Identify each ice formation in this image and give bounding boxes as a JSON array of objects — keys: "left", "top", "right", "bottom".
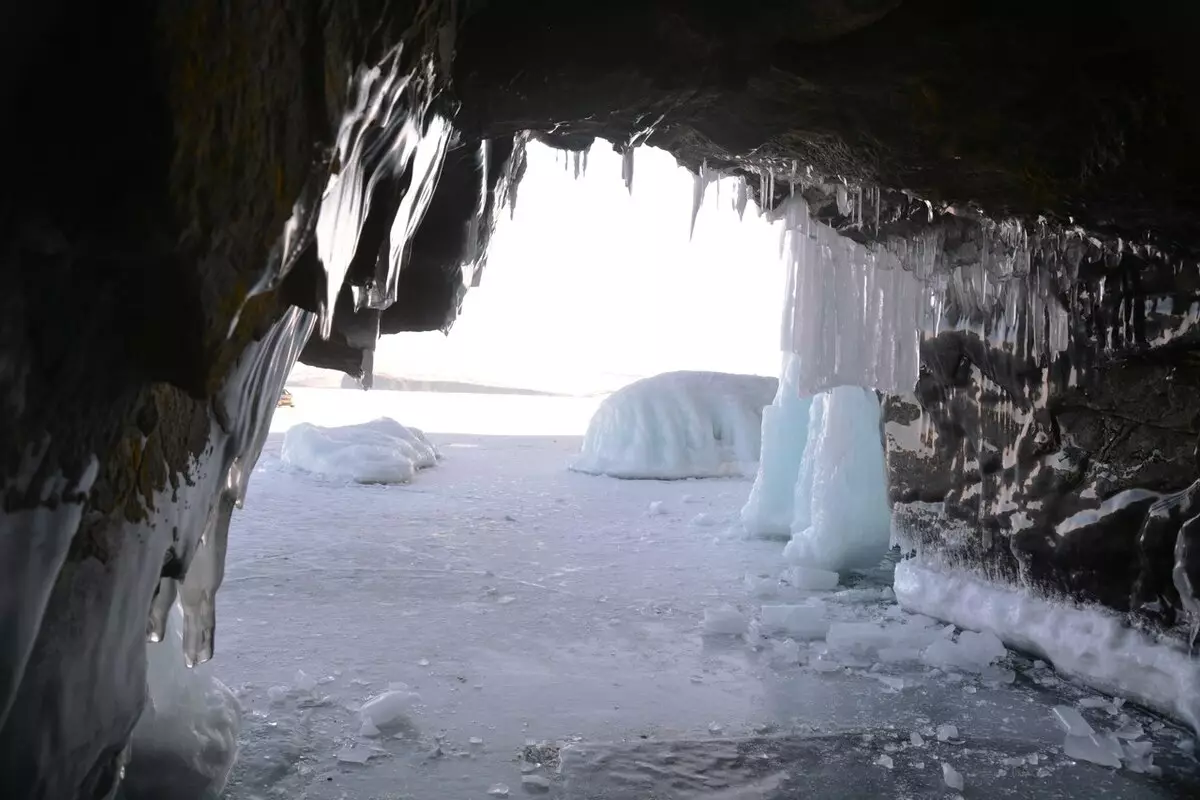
[
  {"left": 783, "top": 386, "right": 892, "bottom": 572},
  {"left": 741, "top": 355, "right": 813, "bottom": 537},
  {"left": 282, "top": 417, "right": 439, "bottom": 484},
  {"left": 124, "top": 603, "right": 240, "bottom": 799},
  {"left": 895, "top": 558, "right": 1200, "bottom": 731},
  {"left": 773, "top": 195, "right": 929, "bottom": 396},
  {"left": 571, "top": 371, "right": 776, "bottom": 480}
]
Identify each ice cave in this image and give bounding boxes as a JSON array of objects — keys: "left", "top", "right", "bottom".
[{"left": 4, "top": 3, "right": 1200, "bottom": 799}]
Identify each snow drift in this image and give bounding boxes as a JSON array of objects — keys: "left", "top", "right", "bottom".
[
  {"left": 572, "top": 371, "right": 776, "bottom": 480},
  {"left": 282, "top": 417, "right": 439, "bottom": 484},
  {"left": 123, "top": 603, "right": 240, "bottom": 799}
]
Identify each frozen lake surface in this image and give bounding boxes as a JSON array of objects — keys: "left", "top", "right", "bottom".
[{"left": 216, "top": 389, "right": 1199, "bottom": 799}]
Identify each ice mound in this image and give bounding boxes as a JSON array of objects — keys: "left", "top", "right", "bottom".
[
  {"left": 785, "top": 386, "right": 892, "bottom": 572},
  {"left": 282, "top": 417, "right": 439, "bottom": 484},
  {"left": 122, "top": 603, "right": 241, "bottom": 800},
  {"left": 571, "top": 371, "right": 776, "bottom": 480}
]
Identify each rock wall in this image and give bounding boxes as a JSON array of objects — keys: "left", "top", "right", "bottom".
[{"left": 886, "top": 244, "right": 1200, "bottom": 640}]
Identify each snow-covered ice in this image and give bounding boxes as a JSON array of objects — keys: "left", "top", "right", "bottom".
[
  {"left": 895, "top": 557, "right": 1200, "bottom": 731},
  {"left": 571, "top": 371, "right": 776, "bottom": 479},
  {"left": 282, "top": 417, "right": 439, "bottom": 484},
  {"left": 212, "top": 389, "right": 1200, "bottom": 799}
]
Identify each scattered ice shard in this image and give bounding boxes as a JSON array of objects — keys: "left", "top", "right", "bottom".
[
  {"left": 783, "top": 565, "right": 840, "bottom": 592},
  {"left": 1052, "top": 705, "right": 1094, "bottom": 737},
  {"left": 941, "top": 762, "right": 965, "bottom": 791},
  {"left": 703, "top": 605, "right": 749, "bottom": 636},
  {"left": 936, "top": 724, "right": 959, "bottom": 742},
  {"left": 359, "top": 687, "right": 420, "bottom": 732},
  {"left": 760, "top": 604, "right": 830, "bottom": 640},
  {"left": 1063, "top": 734, "right": 1122, "bottom": 768}
]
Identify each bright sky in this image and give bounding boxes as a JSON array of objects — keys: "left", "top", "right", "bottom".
[{"left": 298, "top": 141, "right": 788, "bottom": 395}]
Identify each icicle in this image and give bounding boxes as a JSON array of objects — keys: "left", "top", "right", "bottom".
[
  {"left": 621, "top": 147, "right": 635, "bottom": 194},
  {"left": 690, "top": 159, "right": 710, "bottom": 240},
  {"left": 735, "top": 179, "right": 749, "bottom": 221}
]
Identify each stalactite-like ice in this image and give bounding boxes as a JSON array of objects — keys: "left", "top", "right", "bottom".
[
  {"left": 784, "top": 386, "right": 891, "bottom": 572},
  {"left": 740, "top": 355, "right": 812, "bottom": 538}
]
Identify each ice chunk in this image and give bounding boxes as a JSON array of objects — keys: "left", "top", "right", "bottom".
[
  {"left": 785, "top": 387, "right": 892, "bottom": 572},
  {"left": 910, "top": 732, "right": 924, "bottom": 747},
  {"left": 282, "top": 418, "right": 439, "bottom": 484},
  {"left": 1113, "top": 720, "right": 1144, "bottom": 740},
  {"left": 941, "top": 762, "right": 964, "bottom": 791},
  {"left": 741, "top": 355, "right": 813, "bottom": 537},
  {"left": 1052, "top": 706, "right": 1094, "bottom": 737},
  {"left": 875, "top": 755, "right": 894, "bottom": 769},
  {"left": 469, "top": 736, "right": 485, "bottom": 747},
  {"left": 922, "top": 629, "right": 1007, "bottom": 673},
  {"left": 294, "top": 669, "right": 317, "bottom": 692},
  {"left": 358, "top": 717, "right": 381, "bottom": 738},
  {"left": 647, "top": 501, "right": 667, "bottom": 516},
  {"left": 691, "top": 512, "right": 716, "bottom": 527},
  {"left": 1078, "top": 696, "right": 1109, "bottom": 708},
  {"left": 760, "top": 604, "right": 830, "bottom": 640},
  {"left": 359, "top": 688, "right": 420, "bottom": 732},
  {"left": 744, "top": 573, "right": 780, "bottom": 598},
  {"left": 782, "top": 565, "right": 840, "bottom": 592},
  {"left": 336, "top": 744, "right": 374, "bottom": 764},
  {"left": 703, "top": 605, "right": 749, "bottom": 636},
  {"left": 708, "top": 722, "right": 724, "bottom": 735},
  {"left": 522, "top": 775, "right": 552, "bottom": 793},
  {"left": 488, "top": 784, "right": 511, "bottom": 797},
  {"left": 1063, "top": 734, "right": 1121, "bottom": 768},
  {"left": 572, "top": 372, "right": 776, "bottom": 480},
  {"left": 936, "top": 724, "right": 958, "bottom": 742}
]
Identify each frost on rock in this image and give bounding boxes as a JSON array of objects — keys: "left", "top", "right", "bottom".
[
  {"left": 124, "top": 604, "right": 240, "bottom": 800},
  {"left": 895, "top": 558, "right": 1200, "bottom": 731},
  {"left": 742, "top": 354, "right": 813, "bottom": 538},
  {"left": 571, "top": 372, "right": 776, "bottom": 480},
  {"left": 784, "top": 386, "right": 892, "bottom": 572},
  {"left": 282, "top": 417, "right": 440, "bottom": 484}
]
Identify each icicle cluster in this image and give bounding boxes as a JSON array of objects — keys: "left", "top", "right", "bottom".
[{"left": 773, "top": 195, "right": 930, "bottom": 395}]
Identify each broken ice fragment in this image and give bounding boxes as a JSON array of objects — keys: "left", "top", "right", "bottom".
[
  {"left": 647, "top": 501, "right": 666, "bottom": 516},
  {"left": 1113, "top": 720, "right": 1144, "bottom": 740},
  {"left": 417, "top": 658, "right": 430, "bottom": 667},
  {"left": 521, "top": 775, "right": 551, "bottom": 793},
  {"left": 784, "top": 565, "right": 840, "bottom": 591},
  {"left": 910, "top": 732, "right": 924, "bottom": 747},
  {"left": 875, "top": 755, "right": 894, "bottom": 769},
  {"left": 702, "top": 605, "right": 749, "bottom": 636},
  {"left": 708, "top": 722, "right": 724, "bottom": 735},
  {"left": 488, "top": 784, "right": 511, "bottom": 797},
  {"left": 267, "top": 685, "right": 288, "bottom": 703},
  {"left": 1063, "top": 734, "right": 1121, "bottom": 768},
  {"left": 1077, "top": 696, "right": 1109, "bottom": 709},
  {"left": 336, "top": 744, "right": 374, "bottom": 765},
  {"left": 469, "top": 736, "right": 485, "bottom": 747},
  {"left": 760, "top": 604, "right": 830, "bottom": 640},
  {"left": 359, "top": 688, "right": 419, "bottom": 732},
  {"left": 1052, "top": 706, "right": 1094, "bottom": 737},
  {"left": 358, "top": 716, "right": 381, "bottom": 738},
  {"left": 941, "top": 762, "right": 964, "bottom": 791},
  {"left": 294, "top": 669, "right": 317, "bottom": 692},
  {"left": 936, "top": 724, "right": 958, "bottom": 742}
]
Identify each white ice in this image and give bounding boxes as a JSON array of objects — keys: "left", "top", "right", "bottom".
[
  {"left": 281, "top": 417, "right": 439, "bottom": 484},
  {"left": 895, "top": 558, "right": 1200, "bottom": 731},
  {"left": 783, "top": 386, "right": 892, "bottom": 573},
  {"left": 571, "top": 371, "right": 776, "bottom": 480},
  {"left": 127, "top": 602, "right": 240, "bottom": 798},
  {"left": 741, "top": 355, "right": 813, "bottom": 537}
]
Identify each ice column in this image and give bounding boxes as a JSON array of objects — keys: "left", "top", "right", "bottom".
[
  {"left": 784, "top": 385, "right": 892, "bottom": 571},
  {"left": 741, "top": 354, "right": 813, "bottom": 538}
]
